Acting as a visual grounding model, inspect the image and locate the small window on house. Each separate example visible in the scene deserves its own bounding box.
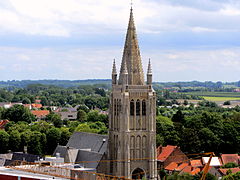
[136,99,140,116]
[130,100,134,116]
[142,100,146,116]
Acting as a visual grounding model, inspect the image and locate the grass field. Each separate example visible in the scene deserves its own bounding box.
[182,91,240,102]
[202,96,240,101]
[183,91,240,97]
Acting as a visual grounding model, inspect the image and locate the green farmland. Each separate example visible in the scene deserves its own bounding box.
[183,91,240,102]
[202,96,240,101]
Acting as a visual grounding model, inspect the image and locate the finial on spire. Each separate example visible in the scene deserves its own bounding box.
[147,58,152,74]
[112,59,117,74]
[131,0,133,10]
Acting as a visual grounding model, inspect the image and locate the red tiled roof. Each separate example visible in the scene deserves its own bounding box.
[0,120,9,129]
[221,154,239,165]
[31,110,49,117]
[175,163,188,171]
[181,165,192,173]
[157,145,177,162]
[190,159,203,167]
[165,162,178,171]
[219,168,240,175]
[191,168,201,175]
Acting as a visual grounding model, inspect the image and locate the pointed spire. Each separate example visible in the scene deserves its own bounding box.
[112,59,117,74]
[118,7,144,85]
[122,61,128,74]
[147,58,152,74]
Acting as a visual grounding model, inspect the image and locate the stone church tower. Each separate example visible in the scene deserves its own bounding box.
[108,7,157,179]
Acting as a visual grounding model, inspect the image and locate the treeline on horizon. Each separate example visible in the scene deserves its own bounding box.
[1,79,240,89]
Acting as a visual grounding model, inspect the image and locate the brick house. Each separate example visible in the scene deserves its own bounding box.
[157,145,188,169]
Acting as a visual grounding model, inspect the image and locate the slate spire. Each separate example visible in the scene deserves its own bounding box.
[112,59,117,75]
[147,58,152,74]
[118,8,144,85]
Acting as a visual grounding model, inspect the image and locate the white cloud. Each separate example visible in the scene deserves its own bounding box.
[0,0,239,36]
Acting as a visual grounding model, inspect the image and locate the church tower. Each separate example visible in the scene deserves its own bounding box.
[108,7,157,179]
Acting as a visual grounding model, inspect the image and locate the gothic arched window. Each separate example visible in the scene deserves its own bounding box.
[130,136,135,159]
[142,136,147,158]
[136,135,141,158]
[142,100,146,116]
[130,100,134,116]
[136,99,140,116]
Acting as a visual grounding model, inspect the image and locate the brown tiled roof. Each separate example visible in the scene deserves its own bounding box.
[175,163,188,171]
[165,162,178,171]
[221,154,239,165]
[157,145,177,162]
[181,165,192,173]
[190,159,203,167]
[31,110,49,117]
[219,168,240,175]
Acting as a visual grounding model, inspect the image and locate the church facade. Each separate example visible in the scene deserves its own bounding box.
[107,8,158,179]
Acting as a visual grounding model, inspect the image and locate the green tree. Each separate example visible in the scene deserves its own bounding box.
[223,172,240,180]
[30,121,52,134]
[28,131,43,155]
[221,162,238,168]
[172,110,184,123]
[0,107,5,119]
[77,104,90,113]
[77,110,87,122]
[46,128,61,154]
[223,101,231,105]
[0,130,9,153]
[75,123,98,133]
[8,130,21,152]
[183,100,188,106]
[20,130,32,152]
[46,113,62,128]
[22,97,31,104]
[59,127,71,145]
[194,172,217,180]
[40,96,48,106]
[3,104,35,123]
[87,110,99,122]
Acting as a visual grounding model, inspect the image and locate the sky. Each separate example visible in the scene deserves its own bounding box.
[0,0,240,82]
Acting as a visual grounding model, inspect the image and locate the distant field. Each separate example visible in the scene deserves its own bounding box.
[202,96,240,101]
[183,91,240,98]
[182,91,240,102]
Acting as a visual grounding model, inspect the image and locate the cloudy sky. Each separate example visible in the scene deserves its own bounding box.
[0,0,240,82]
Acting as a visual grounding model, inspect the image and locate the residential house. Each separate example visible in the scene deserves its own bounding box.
[55,107,78,120]
[57,111,77,120]
[157,145,188,169]
[3,152,40,166]
[31,110,50,120]
[219,167,240,176]
[53,132,108,172]
[221,154,239,165]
